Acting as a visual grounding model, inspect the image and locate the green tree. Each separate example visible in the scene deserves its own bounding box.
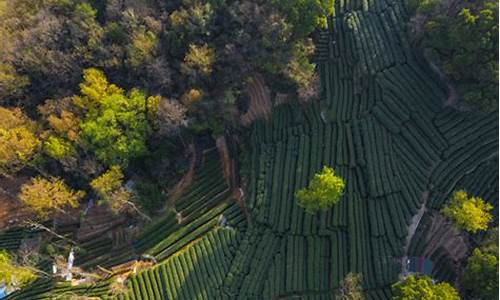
[74,68,152,167]
[91,165,147,219]
[0,106,40,176]
[336,272,364,300]
[0,250,36,289]
[285,39,319,102]
[181,44,216,77]
[127,28,158,69]
[37,98,80,141]
[43,136,75,160]
[463,248,498,299]
[462,229,498,300]
[272,0,334,38]
[91,165,125,200]
[169,2,214,41]
[37,98,87,172]
[412,0,498,111]
[442,190,493,233]
[0,0,104,103]
[392,275,460,300]
[18,176,84,219]
[0,63,29,101]
[295,166,345,214]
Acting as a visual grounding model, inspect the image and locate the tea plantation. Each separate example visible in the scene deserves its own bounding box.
[3,0,497,299]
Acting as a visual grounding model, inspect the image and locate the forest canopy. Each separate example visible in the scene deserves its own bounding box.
[0,0,497,299]
[409,0,498,111]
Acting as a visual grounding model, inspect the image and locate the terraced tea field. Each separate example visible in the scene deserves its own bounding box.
[4,0,498,299]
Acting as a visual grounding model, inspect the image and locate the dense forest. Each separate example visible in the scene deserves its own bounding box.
[0,0,498,299]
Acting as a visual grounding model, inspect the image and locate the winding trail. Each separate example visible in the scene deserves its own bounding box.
[427,59,459,108]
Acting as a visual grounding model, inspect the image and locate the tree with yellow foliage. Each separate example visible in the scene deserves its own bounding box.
[181,88,203,107]
[0,106,40,176]
[392,275,459,300]
[295,166,345,214]
[74,68,152,167]
[442,190,493,233]
[91,166,149,220]
[0,250,37,289]
[127,28,159,69]
[18,177,84,219]
[335,272,364,300]
[181,44,215,77]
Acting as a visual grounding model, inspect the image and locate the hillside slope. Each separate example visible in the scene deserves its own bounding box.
[4,0,498,299]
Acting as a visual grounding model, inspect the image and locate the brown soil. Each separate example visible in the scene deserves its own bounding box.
[232,187,251,222]
[77,205,125,242]
[216,136,232,188]
[421,211,469,262]
[0,176,33,230]
[216,135,250,221]
[168,143,197,205]
[241,74,272,126]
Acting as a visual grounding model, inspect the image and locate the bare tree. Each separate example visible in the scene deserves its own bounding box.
[156,98,188,137]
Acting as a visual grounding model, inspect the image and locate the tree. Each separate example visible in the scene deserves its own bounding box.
[392,275,460,300]
[181,44,216,79]
[38,97,100,175]
[222,1,293,78]
[442,190,493,233]
[463,248,498,299]
[74,68,152,167]
[91,165,148,219]
[0,63,29,101]
[43,136,76,160]
[410,0,498,111]
[272,0,334,38]
[154,98,188,137]
[181,88,204,108]
[0,106,40,176]
[91,165,128,206]
[285,39,320,102]
[18,176,84,220]
[295,166,345,214]
[168,2,214,41]
[0,250,37,289]
[462,229,499,300]
[336,272,364,300]
[0,0,104,103]
[39,101,81,143]
[126,27,159,70]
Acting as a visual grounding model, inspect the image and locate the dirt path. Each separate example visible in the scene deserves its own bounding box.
[427,60,459,107]
[444,82,459,107]
[401,190,429,272]
[0,176,32,229]
[216,135,251,221]
[422,213,468,261]
[241,74,272,126]
[400,151,490,274]
[216,137,232,188]
[168,143,197,205]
